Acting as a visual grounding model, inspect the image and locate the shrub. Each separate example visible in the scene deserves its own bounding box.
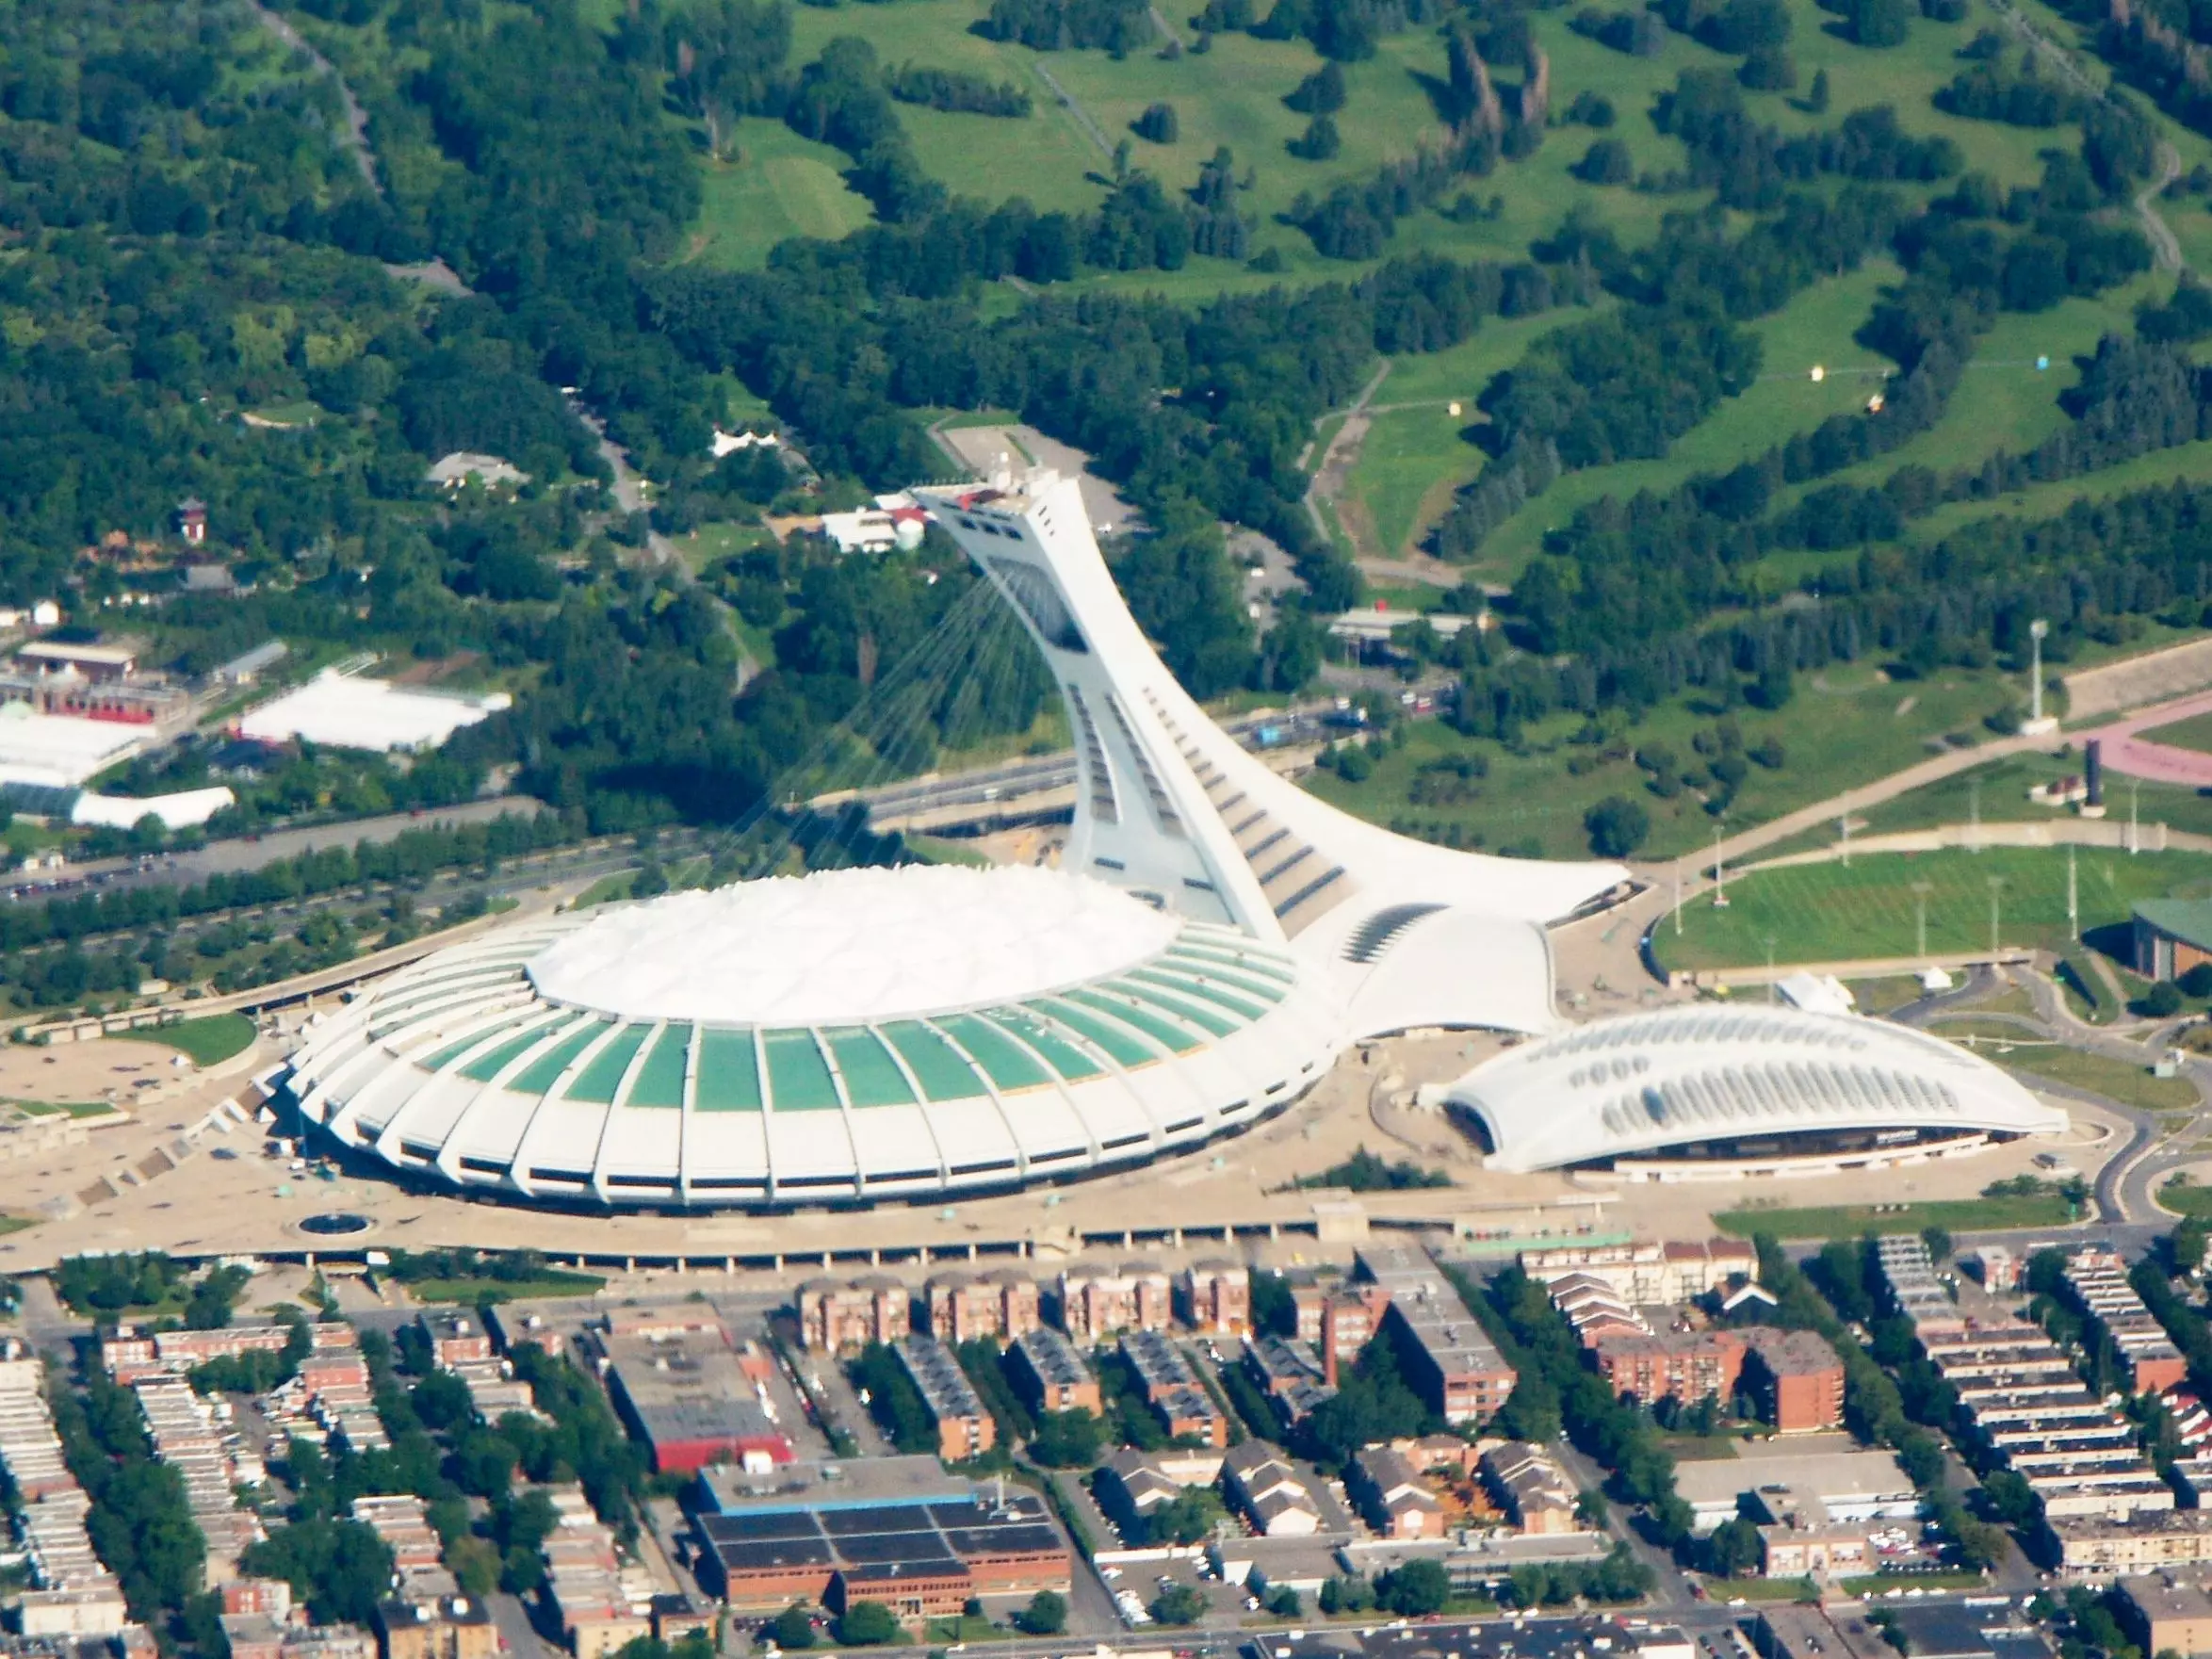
[1575,138,1635,184]
[1584,794,1651,858]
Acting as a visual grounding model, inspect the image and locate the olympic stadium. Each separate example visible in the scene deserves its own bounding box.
[274,465,2066,1210]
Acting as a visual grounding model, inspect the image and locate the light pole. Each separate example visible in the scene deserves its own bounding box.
[1673,858,1683,936]
[1987,874,2005,956]
[2131,778,2141,854]
[1765,935,1777,1003]
[2067,842,2078,942]
[1968,777,1980,851]
[1839,813,1850,868]
[1911,880,1933,960]
[1712,825,1729,908]
[2025,618,2054,733]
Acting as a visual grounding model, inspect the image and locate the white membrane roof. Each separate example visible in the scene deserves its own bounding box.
[1445,1005,2067,1173]
[526,863,1181,1026]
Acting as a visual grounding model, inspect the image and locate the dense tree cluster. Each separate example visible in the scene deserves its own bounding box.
[1651,73,1961,209]
[886,64,1033,117]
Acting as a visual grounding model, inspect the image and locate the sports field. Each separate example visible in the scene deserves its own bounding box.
[1652,847,2212,972]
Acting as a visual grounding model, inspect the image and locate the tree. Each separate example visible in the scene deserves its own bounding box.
[1806,66,1830,110]
[1705,1517,1764,1578]
[1030,1409,1106,1467]
[1320,1574,1375,1614]
[1265,1586,1302,1617]
[2182,962,2212,998]
[1287,61,1347,112]
[1576,1488,1610,1528]
[1584,794,1651,857]
[1017,1590,1067,1635]
[1291,114,1342,160]
[771,1605,816,1650]
[1849,0,1910,45]
[1136,102,1179,141]
[1920,1225,1953,1265]
[2145,980,2187,1018]
[1375,1557,1450,1616]
[1151,1584,1207,1624]
[833,1602,902,1646]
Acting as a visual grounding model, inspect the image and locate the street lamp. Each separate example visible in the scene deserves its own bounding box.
[1911,880,1933,960]
[1987,875,2005,956]
[2025,619,2055,733]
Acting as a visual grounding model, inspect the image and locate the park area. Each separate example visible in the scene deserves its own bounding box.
[1651,847,2212,973]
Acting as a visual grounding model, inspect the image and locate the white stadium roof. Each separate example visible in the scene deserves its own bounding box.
[527,866,1179,1027]
[1444,1005,2067,1173]
[285,865,1344,1206]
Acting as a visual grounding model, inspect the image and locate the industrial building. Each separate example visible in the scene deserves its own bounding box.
[599,1326,793,1475]
[2134,900,2212,981]
[1357,1244,1517,1425]
[690,1460,1070,1615]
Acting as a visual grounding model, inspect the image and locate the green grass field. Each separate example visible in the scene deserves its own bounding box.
[1988,1043,2200,1112]
[2158,1177,2212,1216]
[1713,1192,2077,1239]
[1314,663,2020,859]
[401,1271,606,1304]
[2139,711,2212,755]
[115,1014,257,1067]
[686,121,876,268]
[1654,847,2212,971]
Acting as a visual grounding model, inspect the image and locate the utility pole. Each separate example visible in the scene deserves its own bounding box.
[2067,842,2078,942]
[1912,880,1933,960]
[1987,874,2005,956]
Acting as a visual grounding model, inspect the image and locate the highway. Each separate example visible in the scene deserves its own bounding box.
[824,704,1345,826]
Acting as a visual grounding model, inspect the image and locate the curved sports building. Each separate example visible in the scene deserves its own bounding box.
[278,464,2063,1209]
[1445,1005,2065,1179]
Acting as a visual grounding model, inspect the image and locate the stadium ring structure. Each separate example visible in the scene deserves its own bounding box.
[276,464,2070,1209]
[1445,1005,2067,1179]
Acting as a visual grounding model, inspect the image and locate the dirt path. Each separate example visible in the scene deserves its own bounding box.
[251,2,381,198]
[2139,142,2186,273]
[1031,60,1115,159]
[1301,361,1391,549]
[1989,0,2187,271]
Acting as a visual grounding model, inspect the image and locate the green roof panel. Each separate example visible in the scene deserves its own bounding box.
[765,1031,840,1111]
[935,1014,1050,1091]
[1099,978,1236,1038]
[508,1018,612,1096]
[881,1022,985,1102]
[1066,988,1202,1054]
[694,1028,763,1112]
[627,1024,692,1108]
[1032,997,1160,1066]
[825,1029,917,1108]
[458,1016,579,1082]
[1129,968,1266,1022]
[565,1023,650,1103]
[984,1008,1103,1082]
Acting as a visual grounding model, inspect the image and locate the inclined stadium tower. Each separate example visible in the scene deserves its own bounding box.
[273,467,2058,1210]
